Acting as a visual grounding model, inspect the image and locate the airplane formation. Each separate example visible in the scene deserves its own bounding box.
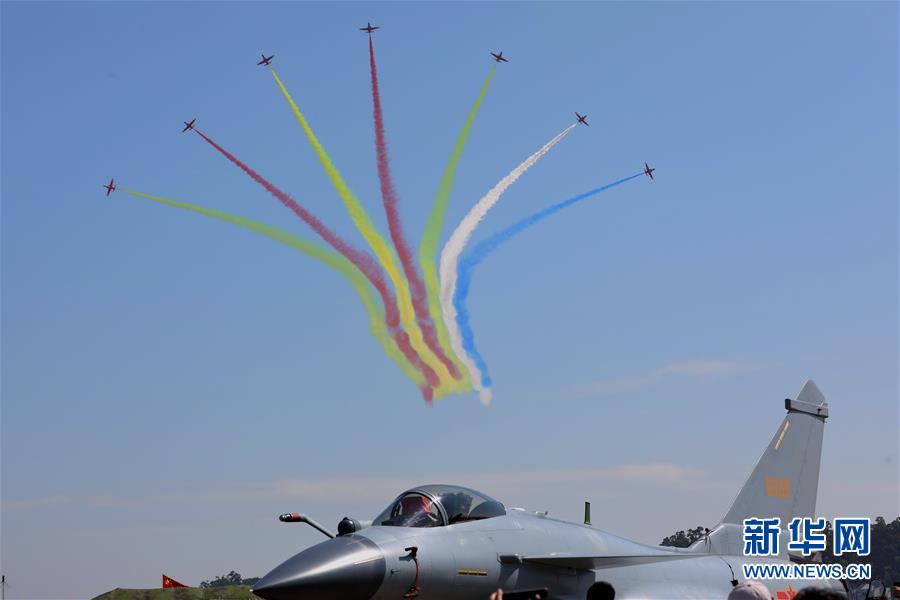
[102,24,654,199]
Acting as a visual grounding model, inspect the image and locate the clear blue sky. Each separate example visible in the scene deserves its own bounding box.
[2,2,897,598]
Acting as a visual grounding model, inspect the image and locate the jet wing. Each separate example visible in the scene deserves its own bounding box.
[503,553,697,570]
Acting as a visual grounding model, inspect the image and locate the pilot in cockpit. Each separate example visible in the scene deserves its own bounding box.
[375,485,506,528]
[381,494,442,527]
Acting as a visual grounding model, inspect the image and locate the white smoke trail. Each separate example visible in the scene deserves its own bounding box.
[438,124,576,402]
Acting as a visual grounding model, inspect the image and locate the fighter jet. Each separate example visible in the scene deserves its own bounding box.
[102,178,116,196]
[360,22,379,34]
[182,118,196,133]
[258,54,275,66]
[644,162,655,180]
[490,51,508,63]
[252,381,845,600]
[575,112,589,126]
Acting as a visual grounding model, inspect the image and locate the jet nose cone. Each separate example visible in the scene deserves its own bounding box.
[252,535,385,600]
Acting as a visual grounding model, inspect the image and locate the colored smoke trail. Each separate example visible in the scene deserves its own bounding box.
[418,67,496,377]
[119,189,426,388]
[191,128,440,400]
[270,69,457,392]
[454,172,644,401]
[439,124,577,393]
[367,36,465,388]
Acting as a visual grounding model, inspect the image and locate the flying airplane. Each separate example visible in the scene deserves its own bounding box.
[575,112,589,126]
[360,22,379,33]
[102,178,116,196]
[644,162,655,180]
[490,51,508,63]
[258,54,274,66]
[182,118,196,133]
[252,381,846,600]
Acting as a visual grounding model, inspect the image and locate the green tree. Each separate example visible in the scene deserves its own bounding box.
[660,526,707,548]
[822,517,900,585]
[199,571,243,588]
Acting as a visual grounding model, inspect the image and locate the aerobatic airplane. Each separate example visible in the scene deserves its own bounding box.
[181,118,196,133]
[360,22,379,33]
[102,178,116,196]
[490,51,508,63]
[644,162,655,180]
[252,381,845,600]
[575,112,589,126]
[258,54,275,66]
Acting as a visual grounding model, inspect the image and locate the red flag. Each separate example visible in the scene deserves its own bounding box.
[162,574,188,588]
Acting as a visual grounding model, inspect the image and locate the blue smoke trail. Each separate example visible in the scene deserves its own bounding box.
[454,172,644,391]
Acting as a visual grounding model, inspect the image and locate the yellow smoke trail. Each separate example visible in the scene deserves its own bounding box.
[269,69,462,394]
[120,189,426,388]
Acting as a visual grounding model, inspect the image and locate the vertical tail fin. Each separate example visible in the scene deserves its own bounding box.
[722,380,828,526]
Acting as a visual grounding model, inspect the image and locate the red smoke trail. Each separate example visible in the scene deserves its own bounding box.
[368,36,461,381]
[193,128,438,400]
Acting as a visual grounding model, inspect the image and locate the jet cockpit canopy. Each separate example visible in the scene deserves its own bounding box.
[373,484,506,528]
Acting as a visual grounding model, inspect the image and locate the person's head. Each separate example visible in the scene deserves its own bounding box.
[792,587,846,600]
[400,494,432,515]
[586,581,615,600]
[727,581,772,600]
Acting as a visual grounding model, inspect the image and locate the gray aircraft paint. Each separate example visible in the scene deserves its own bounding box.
[253,381,845,600]
[722,381,827,529]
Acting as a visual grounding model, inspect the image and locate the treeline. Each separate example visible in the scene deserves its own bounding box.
[822,517,899,585]
[198,571,259,589]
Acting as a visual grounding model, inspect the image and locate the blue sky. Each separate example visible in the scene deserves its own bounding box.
[2,2,897,598]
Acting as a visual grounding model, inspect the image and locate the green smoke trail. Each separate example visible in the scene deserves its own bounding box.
[120,189,426,387]
[270,69,458,393]
[418,67,496,378]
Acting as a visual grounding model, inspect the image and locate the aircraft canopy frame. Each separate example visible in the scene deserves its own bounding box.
[373,484,506,528]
